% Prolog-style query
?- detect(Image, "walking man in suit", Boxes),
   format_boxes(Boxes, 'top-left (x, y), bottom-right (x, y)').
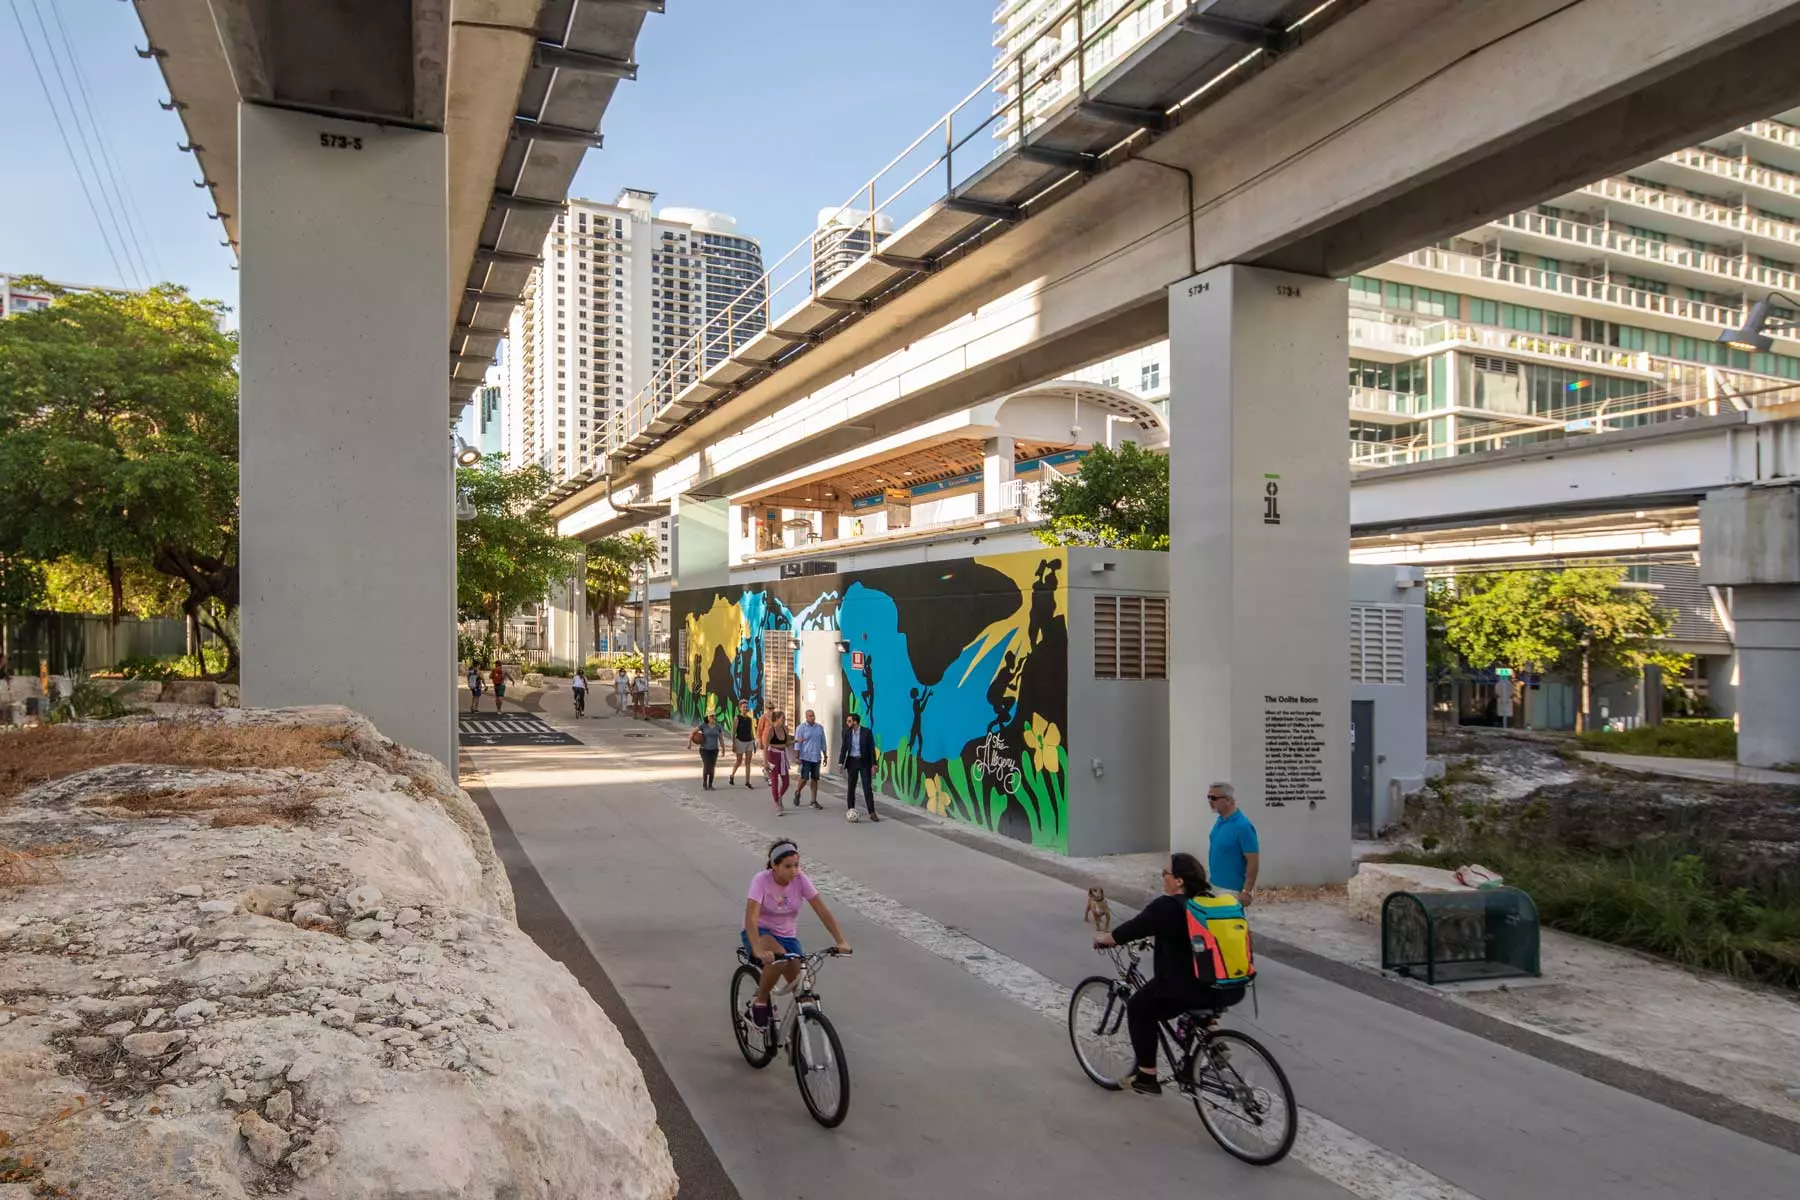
top-left (841, 712), bottom-right (879, 822)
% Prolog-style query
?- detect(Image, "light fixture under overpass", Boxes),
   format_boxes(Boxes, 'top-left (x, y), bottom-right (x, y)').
top-left (455, 437), bottom-right (482, 467)
top-left (1717, 291), bottom-right (1799, 353)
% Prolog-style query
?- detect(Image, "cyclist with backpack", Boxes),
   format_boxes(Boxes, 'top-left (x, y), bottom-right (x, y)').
top-left (1093, 851), bottom-right (1253, 1095)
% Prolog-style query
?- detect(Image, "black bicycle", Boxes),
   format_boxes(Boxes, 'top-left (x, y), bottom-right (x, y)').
top-left (572, 685), bottom-right (586, 717)
top-left (730, 946), bottom-right (852, 1127)
top-left (1068, 943), bottom-right (1297, 1165)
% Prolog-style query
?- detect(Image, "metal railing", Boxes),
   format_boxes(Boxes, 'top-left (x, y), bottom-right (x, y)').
top-left (593, 0), bottom-right (1286, 465)
top-left (1665, 145), bottom-right (1800, 202)
top-left (1742, 118), bottom-right (1800, 152)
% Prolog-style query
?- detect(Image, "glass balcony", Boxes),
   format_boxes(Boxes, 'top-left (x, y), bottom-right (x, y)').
top-left (1490, 211), bottom-right (1800, 294)
top-left (1581, 177), bottom-right (1800, 249)
top-left (1663, 146), bottom-right (1800, 203)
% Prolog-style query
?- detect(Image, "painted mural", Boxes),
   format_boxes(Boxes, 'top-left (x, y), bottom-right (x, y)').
top-left (673, 550), bottom-right (1071, 852)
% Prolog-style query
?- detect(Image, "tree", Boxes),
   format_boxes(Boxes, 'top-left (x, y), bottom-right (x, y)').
top-left (42, 557), bottom-right (185, 621)
top-left (0, 282), bottom-right (241, 676)
top-left (456, 456), bottom-right (582, 650)
top-left (1439, 567), bottom-right (1689, 731)
top-left (1034, 443), bottom-right (1170, 551)
top-left (585, 532), bottom-right (659, 657)
top-left (0, 554), bottom-right (46, 665)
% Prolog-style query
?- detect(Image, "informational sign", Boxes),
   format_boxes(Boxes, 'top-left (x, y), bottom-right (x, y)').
top-left (1495, 667), bottom-right (1514, 677)
top-left (850, 650), bottom-right (866, 671)
top-left (1262, 694), bottom-right (1327, 810)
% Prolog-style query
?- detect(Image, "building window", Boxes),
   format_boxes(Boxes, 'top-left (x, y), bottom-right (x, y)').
top-left (1349, 603), bottom-right (1406, 685)
top-left (1141, 362), bottom-right (1161, 391)
top-left (1093, 595), bottom-right (1168, 680)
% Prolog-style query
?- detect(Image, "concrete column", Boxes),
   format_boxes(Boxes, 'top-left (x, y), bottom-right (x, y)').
top-left (1701, 486), bottom-right (1800, 767)
top-left (982, 435), bottom-right (1016, 518)
top-left (239, 106), bottom-right (453, 766)
top-left (544, 571), bottom-right (585, 669)
top-left (671, 494), bottom-right (730, 591)
top-left (1167, 265), bottom-right (1350, 885)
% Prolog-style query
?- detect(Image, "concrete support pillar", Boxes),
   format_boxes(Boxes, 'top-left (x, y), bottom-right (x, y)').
top-left (544, 571), bottom-right (585, 669)
top-left (1167, 265), bottom-right (1350, 885)
top-left (239, 106), bottom-right (453, 766)
top-left (671, 494), bottom-right (730, 591)
top-left (1701, 486), bottom-right (1800, 767)
top-left (982, 435), bottom-right (1016, 518)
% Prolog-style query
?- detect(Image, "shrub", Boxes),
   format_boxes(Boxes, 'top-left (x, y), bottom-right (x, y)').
top-left (1576, 719), bottom-right (1736, 760)
top-left (602, 651), bottom-right (669, 679)
top-left (111, 655), bottom-right (180, 682)
top-left (49, 671), bottom-right (137, 724)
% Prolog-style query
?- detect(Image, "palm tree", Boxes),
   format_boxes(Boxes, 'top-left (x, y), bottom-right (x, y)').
top-left (585, 532), bottom-right (659, 662)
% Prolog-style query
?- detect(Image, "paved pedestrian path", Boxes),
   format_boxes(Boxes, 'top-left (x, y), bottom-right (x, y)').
top-left (456, 712), bottom-right (580, 747)
top-left (461, 711), bottom-right (1800, 1200)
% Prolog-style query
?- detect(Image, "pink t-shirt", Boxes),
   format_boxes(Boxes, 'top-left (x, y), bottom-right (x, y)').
top-left (748, 869), bottom-right (818, 939)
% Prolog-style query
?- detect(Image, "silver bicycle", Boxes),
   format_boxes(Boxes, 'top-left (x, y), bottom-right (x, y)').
top-left (730, 946), bottom-right (852, 1127)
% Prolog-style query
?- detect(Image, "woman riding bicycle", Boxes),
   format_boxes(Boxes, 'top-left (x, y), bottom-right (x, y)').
top-left (744, 840), bottom-right (851, 1029)
top-left (1094, 851), bottom-right (1234, 1095)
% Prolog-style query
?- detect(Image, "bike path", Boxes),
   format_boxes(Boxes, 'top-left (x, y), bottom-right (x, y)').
top-left (467, 715), bottom-right (1800, 1200)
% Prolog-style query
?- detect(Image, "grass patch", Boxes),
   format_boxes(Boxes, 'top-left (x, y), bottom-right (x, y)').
top-left (1576, 719), bottom-right (1736, 760)
top-left (0, 840), bottom-right (91, 889)
top-left (0, 724), bottom-right (350, 809)
top-left (1388, 842), bottom-right (1800, 989)
top-left (79, 783), bottom-right (320, 828)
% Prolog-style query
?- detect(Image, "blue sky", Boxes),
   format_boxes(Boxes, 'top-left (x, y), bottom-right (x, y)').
top-left (3, 0), bottom-right (998, 313)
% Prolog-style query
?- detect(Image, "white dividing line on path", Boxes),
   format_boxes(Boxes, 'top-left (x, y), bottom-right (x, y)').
top-left (664, 783), bottom-right (1484, 1200)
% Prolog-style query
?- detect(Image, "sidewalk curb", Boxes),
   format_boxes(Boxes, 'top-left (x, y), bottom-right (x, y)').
top-left (461, 756), bottom-right (742, 1200)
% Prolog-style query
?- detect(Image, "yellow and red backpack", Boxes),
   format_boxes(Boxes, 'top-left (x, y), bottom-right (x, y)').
top-left (1186, 893), bottom-right (1255, 988)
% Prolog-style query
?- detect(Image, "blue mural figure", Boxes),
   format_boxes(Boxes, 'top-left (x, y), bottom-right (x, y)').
top-left (907, 686), bottom-right (933, 760)
top-left (986, 650), bottom-right (1018, 734)
top-left (859, 652), bottom-right (876, 736)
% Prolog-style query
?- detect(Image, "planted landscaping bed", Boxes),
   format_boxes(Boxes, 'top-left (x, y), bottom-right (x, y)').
top-left (1576, 719), bottom-right (1736, 760)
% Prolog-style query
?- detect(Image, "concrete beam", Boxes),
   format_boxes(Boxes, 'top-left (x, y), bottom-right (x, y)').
top-left (567, 0), bottom-right (1800, 522)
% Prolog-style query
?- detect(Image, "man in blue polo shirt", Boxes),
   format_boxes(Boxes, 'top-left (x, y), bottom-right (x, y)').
top-left (1206, 781), bottom-right (1260, 906)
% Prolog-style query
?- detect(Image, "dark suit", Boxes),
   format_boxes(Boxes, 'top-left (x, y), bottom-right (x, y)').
top-left (840, 724), bottom-right (877, 814)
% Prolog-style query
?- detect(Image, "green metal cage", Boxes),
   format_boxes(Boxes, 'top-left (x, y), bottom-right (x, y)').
top-left (1381, 887), bottom-right (1541, 985)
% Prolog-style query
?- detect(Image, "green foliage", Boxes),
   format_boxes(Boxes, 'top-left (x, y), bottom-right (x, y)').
top-left (0, 555), bottom-right (46, 633)
top-left (1576, 719), bottom-right (1737, 760)
top-left (585, 532), bottom-right (660, 653)
top-left (1034, 443), bottom-right (1170, 551)
top-left (1439, 567), bottom-right (1688, 680)
top-left (49, 670), bottom-right (138, 724)
top-left (599, 651), bottom-right (668, 679)
top-left (41, 556), bottom-right (184, 620)
top-left (111, 655), bottom-right (180, 682)
top-left (0, 284), bottom-right (240, 674)
top-left (457, 631), bottom-right (492, 669)
top-left (455, 456), bottom-right (582, 644)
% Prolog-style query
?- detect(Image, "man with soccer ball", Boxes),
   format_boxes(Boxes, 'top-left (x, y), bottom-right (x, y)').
top-left (841, 711), bottom-right (879, 823)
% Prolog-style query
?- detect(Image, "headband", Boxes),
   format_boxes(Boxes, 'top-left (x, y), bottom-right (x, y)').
top-left (769, 841), bottom-right (799, 864)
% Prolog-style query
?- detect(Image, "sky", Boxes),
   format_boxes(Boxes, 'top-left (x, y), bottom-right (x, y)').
top-left (2, 0), bottom-right (999, 315)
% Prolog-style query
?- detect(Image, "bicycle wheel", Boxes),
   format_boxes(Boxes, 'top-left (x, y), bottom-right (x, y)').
top-left (1068, 976), bottom-right (1136, 1090)
top-left (791, 1008), bottom-right (850, 1127)
top-left (729, 965), bottom-right (777, 1068)
top-left (1192, 1029), bottom-right (1298, 1166)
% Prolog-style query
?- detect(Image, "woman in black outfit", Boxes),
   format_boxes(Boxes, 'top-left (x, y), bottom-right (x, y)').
top-left (1094, 851), bottom-right (1222, 1095)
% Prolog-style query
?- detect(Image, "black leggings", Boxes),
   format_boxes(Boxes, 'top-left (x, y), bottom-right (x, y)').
top-left (1127, 978), bottom-right (1210, 1073)
top-left (699, 749), bottom-right (718, 786)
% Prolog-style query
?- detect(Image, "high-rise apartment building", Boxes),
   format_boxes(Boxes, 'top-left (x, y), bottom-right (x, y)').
top-left (812, 208), bottom-right (894, 290)
top-left (506, 190), bottom-right (765, 574)
top-left (991, 0), bottom-right (1178, 142)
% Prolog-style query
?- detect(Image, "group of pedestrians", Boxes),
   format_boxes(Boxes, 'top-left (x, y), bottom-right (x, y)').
top-left (466, 662), bottom-right (510, 713)
top-left (692, 701), bottom-right (880, 821)
top-left (465, 661), bottom-right (653, 718)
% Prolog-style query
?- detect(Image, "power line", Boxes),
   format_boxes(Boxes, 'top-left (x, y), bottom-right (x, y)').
top-left (29, 0), bottom-right (144, 288)
top-left (48, 0), bottom-right (163, 285)
top-left (8, 0), bottom-right (128, 286)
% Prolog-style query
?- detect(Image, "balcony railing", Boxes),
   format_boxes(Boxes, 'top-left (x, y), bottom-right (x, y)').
top-left (1492, 211), bottom-right (1800, 294)
top-left (1581, 177), bottom-right (1800, 249)
top-left (1397, 246), bottom-right (1800, 343)
top-left (1665, 146), bottom-right (1800, 203)
top-left (1348, 386), bottom-right (1423, 417)
top-left (1743, 118), bottom-right (1800, 153)
top-left (1351, 309), bottom-right (1659, 373)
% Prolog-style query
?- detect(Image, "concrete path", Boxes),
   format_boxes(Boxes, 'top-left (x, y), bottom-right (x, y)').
top-left (463, 703), bottom-right (1800, 1200)
top-left (1578, 751), bottom-right (1800, 786)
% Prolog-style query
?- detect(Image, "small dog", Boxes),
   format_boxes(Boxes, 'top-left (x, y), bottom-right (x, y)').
top-left (1083, 886), bottom-right (1113, 932)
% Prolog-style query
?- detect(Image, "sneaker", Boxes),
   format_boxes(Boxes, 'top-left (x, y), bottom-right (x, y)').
top-left (869, 812), bottom-right (881, 822)
top-left (1130, 1072), bottom-right (1162, 1096)
top-left (751, 1003), bottom-right (772, 1029)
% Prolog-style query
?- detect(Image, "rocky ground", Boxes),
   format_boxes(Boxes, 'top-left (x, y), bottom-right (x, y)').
top-left (1418, 728), bottom-right (1800, 890)
top-left (0, 708), bottom-right (675, 1200)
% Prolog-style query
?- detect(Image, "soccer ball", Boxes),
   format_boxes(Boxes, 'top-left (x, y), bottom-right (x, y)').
top-left (845, 809), bottom-right (861, 823)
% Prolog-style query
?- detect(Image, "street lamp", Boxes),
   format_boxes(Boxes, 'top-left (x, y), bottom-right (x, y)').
top-left (1717, 291), bottom-right (1800, 354)
top-left (454, 436), bottom-right (482, 467)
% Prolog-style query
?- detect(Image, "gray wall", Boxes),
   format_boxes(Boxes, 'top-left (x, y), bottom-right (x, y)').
top-left (1065, 548), bottom-right (1170, 857)
top-left (1349, 566), bottom-right (1427, 836)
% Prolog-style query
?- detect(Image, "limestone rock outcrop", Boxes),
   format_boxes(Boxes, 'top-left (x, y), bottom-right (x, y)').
top-left (0, 707), bottom-right (675, 1199)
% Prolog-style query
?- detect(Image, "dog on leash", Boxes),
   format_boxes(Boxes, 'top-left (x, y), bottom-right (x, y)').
top-left (1083, 886), bottom-right (1113, 932)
